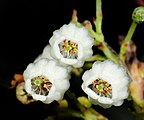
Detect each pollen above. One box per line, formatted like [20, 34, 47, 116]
[59, 39, 78, 59]
[31, 75, 52, 96]
[88, 78, 112, 98]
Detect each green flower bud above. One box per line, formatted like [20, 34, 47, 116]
[132, 6, 144, 24]
[77, 96, 92, 108]
[58, 99, 68, 108]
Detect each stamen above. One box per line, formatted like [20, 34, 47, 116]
[31, 75, 52, 96]
[88, 78, 112, 98]
[59, 39, 78, 59]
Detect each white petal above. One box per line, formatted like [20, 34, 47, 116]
[44, 85, 63, 104]
[98, 97, 113, 104]
[54, 78, 70, 91]
[23, 59, 70, 103]
[41, 45, 53, 60]
[32, 94, 47, 101]
[60, 58, 77, 65]
[49, 22, 94, 67]
[24, 79, 31, 93]
[33, 54, 42, 63]
[81, 59, 130, 108]
[113, 100, 124, 106]
[73, 60, 84, 68]
[81, 84, 99, 99]
[88, 97, 112, 108]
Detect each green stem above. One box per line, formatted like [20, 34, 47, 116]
[95, 0, 102, 34]
[93, 0, 120, 64]
[86, 54, 107, 62]
[66, 90, 85, 112]
[99, 42, 120, 64]
[71, 111, 85, 119]
[119, 21, 137, 62]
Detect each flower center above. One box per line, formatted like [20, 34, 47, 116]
[59, 39, 78, 59]
[88, 78, 112, 98]
[31, 75, 52, 96]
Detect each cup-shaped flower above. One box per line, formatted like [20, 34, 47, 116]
[49, 22, 94, 68]
[81, 60, 130, 108]
[23, 59, 70, 104]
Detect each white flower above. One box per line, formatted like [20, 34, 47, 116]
[81, 59, 130, 108]
[49, 22, 94, 68]
[23, 59, 70, 104]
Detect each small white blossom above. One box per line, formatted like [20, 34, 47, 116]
[49, 22, 94, 68]
[23, 59, 70, 104]
[81, 59, 130, 108]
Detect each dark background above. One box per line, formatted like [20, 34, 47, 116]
[0, 0, 144, 119]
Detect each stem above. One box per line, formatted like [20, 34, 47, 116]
[99, 42, 120, 64]
[86, 54, 107, 62]
[66, 90, 85, 112]
[95, 0, 102, 34]
[93, 0, 120, 64]
[71, 111, 85, 119]
[119, 21, 137, 62]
